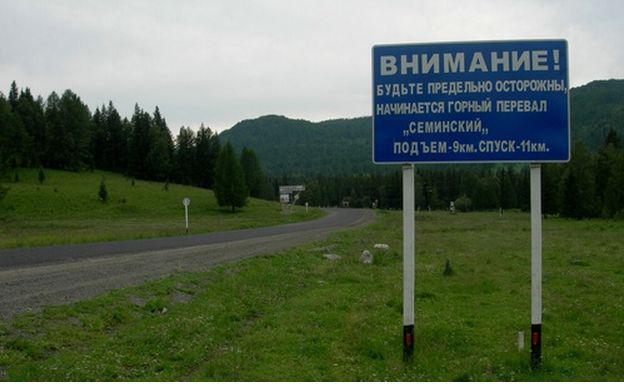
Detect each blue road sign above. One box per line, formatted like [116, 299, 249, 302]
[372, 40, 569, 163]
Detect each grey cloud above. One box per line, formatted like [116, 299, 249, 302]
[1, 0, 622, 132]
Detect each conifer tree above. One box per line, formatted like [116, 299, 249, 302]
[561, 141, 597, 218]
[45, 90, 92, 170]
[16, 88, 45, 166]
[603, 151, 624, 217]
[516, 167, 530, 211]
[128, 104, 153, 179]
[8, 81, 19, 111]
[214, 142, 248, 212]
[0, 94, 14, 186]
[43, 91, 64, 168]
[603, 129, 621, 149]
[595, 130, 621, 212]
[174, 126, 196, 184]
[104, 102, 126, 172]
[91, 106, 106, 169]
[148, 106, 174, 180]
[120, 117, 133, 171]
[473, 176, 499, 210]
[542, 163, 563, 215]
[240, 147, 266, 198]
[498, 168, 517, 210]
[0, 91, 29, 169]
[194, 123, 220, 188]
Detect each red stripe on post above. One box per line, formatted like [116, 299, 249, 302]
[405, 332, 413, 347]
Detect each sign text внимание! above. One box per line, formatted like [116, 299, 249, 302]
[372, 40, 569, 163]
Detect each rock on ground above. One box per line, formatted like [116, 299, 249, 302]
[360, 250, 373, 264]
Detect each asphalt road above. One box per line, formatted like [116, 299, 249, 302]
[0, 208, 374, 317]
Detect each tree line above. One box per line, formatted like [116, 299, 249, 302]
[296, 133, 624, 219]
[3, 80, 622, 219]
[0, 81, 271, 210]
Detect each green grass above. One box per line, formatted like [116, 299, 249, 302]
[1, 211, 623, 380]
[0, 168, 323, 248]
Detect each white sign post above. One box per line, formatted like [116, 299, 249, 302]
[183, 197, 190, 234]
[402, 164, 415, 360]
[530, 164, 542, 367]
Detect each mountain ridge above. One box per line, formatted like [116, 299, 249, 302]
[220, 79, 624, 176]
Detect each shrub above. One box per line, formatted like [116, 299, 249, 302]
[443, 259, 455, 276]
[455, 194, 472, 212]
[38, 168, 45, 184]
[98, 178, 108, 202]
[0, 184, 8, 201]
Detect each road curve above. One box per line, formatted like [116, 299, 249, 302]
[0, 208, 374, 317]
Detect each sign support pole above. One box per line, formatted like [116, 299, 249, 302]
[402, 164, 415, 361]
[530, 164, 542, 368]
[185, 205, 189, 234]
[183, 198, 190, 234]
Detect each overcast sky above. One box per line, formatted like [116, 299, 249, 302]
[1, 0, 622, 132]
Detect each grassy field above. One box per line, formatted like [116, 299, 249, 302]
[1, 210, 623, 380]
[0, 168, 323, 248]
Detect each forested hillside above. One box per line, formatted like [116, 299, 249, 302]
[0, 81, 273, 209]
[570, 79, 624, 150]
[220, 79, 624, 176]
[2, 79, 623, 219]
[0, 81, 221, 187]
[220, 115, 376, 177]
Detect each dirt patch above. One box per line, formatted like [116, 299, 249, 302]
[308, 244, 337, 253]
[67, 316, 82, 327]
[169, 292, 193, 304]
[224, 267, 240, 276]
[127, 295, 147, 308]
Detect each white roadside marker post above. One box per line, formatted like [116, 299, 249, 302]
[530, 164, 542, 368]
[183, 197, 190, 234]
[402, 164, 415, 360]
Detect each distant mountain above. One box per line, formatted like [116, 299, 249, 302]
[570, 79, 624, 150]
[219, 115, 378, 177]
[220, 80, 624, 176]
